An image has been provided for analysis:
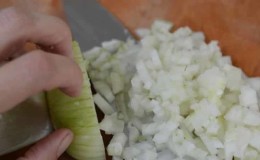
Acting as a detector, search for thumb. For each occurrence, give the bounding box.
[18,129,73,160]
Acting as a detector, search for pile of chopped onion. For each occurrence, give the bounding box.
[84,20,260,160]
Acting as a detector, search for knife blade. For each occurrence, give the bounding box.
[0,94,51,155]
[63,0,129,52]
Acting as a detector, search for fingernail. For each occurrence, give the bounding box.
[57,131,73,156]
[60,86,82,97]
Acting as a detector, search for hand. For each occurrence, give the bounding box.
[0,7,82,159]
[18,129,73,160]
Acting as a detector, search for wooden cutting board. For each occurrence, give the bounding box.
[0,0,259,159]
[100,0,260,77]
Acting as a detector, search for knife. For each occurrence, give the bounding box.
[0,0,129,155]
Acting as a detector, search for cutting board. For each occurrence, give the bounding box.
[0,0,259,159]
[100,0,260,77]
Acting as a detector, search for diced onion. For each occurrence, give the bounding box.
[86,20,260,160]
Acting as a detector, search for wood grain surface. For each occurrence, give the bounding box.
[0,0,260,159]
[100,0,260,77]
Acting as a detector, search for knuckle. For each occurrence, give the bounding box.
[25,50,53,81]
[60,22,71,37]
[40,16,71,46]
[56,18,71,35]
[30,51,51,69]
[52,17,71,41]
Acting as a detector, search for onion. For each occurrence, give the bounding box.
[47,42,105,160]
[85,20,260,160]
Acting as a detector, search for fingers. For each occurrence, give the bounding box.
[0,7,73,60]
[17,129,73,160]
[0,50,83,113]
